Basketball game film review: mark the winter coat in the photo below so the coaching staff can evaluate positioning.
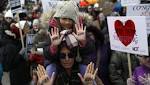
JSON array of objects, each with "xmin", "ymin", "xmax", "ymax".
[
  {"xmin": 29, "ymin": 29, "xmax": 50, "ymax": 65},
  {"xmin": 0, "ymin": 39, "xmax": 31, "ymax": 85},
  {"xmin": 109, "ymin": 51, "xmax": 139, "ymax": 85}
]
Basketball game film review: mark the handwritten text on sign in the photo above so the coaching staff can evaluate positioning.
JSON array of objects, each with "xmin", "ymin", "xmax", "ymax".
[{"xmin": 127, "ymin": 4, "xmax": 150, "ymax": 34}]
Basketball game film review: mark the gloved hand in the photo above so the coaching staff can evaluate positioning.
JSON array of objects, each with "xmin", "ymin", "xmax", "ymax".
[
  {"xmin": 138, "ymin": 74, "xmax": 150, "ymax": 85},
  {"xmin": 127, "ymin": 77, "xmax": 135, "ymax": 85}
]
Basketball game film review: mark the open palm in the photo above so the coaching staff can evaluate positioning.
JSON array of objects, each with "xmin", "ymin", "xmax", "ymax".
[{"xmin": 36, "ymin": 65, "xmax": 55, "ymax": 85}]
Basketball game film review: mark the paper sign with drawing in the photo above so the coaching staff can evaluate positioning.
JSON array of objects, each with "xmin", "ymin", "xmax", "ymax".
[{"xmin": 107, "ymin": 16, "xmax": 149, "ymax": 56}]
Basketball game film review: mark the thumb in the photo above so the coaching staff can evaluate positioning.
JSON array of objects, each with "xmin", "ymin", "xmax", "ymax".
[
  {"xmin": 50, "ymin": 72, "xmax": 55, "ymax": 84},
  {"xmin": 78, "ymin": 73, "xmax": 84, "ymax": 83}
]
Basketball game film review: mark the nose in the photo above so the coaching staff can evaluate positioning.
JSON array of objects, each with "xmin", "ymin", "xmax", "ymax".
[{"xmin": 65, "ymin": 54, "xmax": 69, "ymax": 60}]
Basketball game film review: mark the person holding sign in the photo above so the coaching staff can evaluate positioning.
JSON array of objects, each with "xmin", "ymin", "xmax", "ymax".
[
  {"xmin": 127, "ymin": 53, "xmax": 150, "ymax": 85},
  {"xmin": 109, "ymin": 51, "xmax": 139, "ymax": 85},
  {"xmin": 127, "ymin": 36, "xmax": 150, "ymax": 85},
  {"xmin": 1, "ymin": 20, "xmax": 31, "ymax": 85}
]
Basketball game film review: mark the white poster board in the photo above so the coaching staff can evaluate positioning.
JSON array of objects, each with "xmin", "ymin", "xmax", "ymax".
[
  {"xmin": 127, "ymin": 4, "xmax": 150, "ymax": 34},
  {"xmin": 41, "ymin": 0, "xmax": 67, "ymax": 13},
  {"xmin": 20, "ymin": 0, "xmax": 25, "ymax": 6},
  {"xmin": 107, "ymin": 16, "xmax": 149, "ymax": 56},
  {"xmin": 121, "ymin": 0, "xmax": 140, "ymax": 6},
  {"xmin": 9, "ymin": 0, "xmax": 22, "ymax": 13}
]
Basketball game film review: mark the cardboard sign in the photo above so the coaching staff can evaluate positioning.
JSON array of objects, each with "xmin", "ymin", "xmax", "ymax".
[
  {"xmin": 107, "ymin": 16, "xmax": 149, "ymax": 56},
  {"xmin": 41, "ymin": 0, "xmax": 67, "ymax": 13},
  {"xmin": 26, "ymin": 34, "xmax": 35, "ymax": 52},
  {"xmin": 9, "ymin": 0, "xmax": 22, "ymax": 13},
  {"xmin": 121, "ymin": 0, "xmax": 140, "ymax": 6},
  {"xmin": 127, "ymin": 4, "xmax": 150, "ymax": 34}
]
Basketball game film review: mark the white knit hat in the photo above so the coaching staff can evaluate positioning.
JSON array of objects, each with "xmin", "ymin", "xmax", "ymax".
[
  {"xmin": 54, "ymin": 1, "xmax": 79, "ymax": 23},
  {"xmin": 4, "ymin": 9, "xmax": 13, "ymax": 18},
  {"xmin": 94, "ymin": 3, "xmax": 99, "ymax": 8},
  {"xmin": 33, "ymin": 19, "xmax": 40, "ymax": 26},
  {"xmin": 15, "ymin": 21, "xmax": 27, "ymax": 29}
]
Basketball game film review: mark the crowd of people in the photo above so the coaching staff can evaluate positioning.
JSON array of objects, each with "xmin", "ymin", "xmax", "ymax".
[{"xmin": 0, "ymin": 0, "xmax": 149, "ymax": 85}]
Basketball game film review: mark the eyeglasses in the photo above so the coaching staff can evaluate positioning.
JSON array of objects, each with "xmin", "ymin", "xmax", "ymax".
[
  {"xmin": 5, "ymin": 17, "xmax": 12, "ymax": 19},
  {"xmin": 59, "ymin": 52, "xmax": 75, "ymax": 59}
]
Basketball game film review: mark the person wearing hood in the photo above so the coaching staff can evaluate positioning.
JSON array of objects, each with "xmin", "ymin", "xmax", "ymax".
[{"xmin": 44, "ymin": 0, "xmax": 97, "ymax": 79}]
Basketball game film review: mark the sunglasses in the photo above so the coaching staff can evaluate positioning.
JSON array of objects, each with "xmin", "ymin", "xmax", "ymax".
[{"xmin": 59, "ymin": 52, "xmax": 75, "ymax": 59}]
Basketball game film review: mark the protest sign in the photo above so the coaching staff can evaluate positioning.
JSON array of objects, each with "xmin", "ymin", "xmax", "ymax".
[
  {"xmin": 9, "ymin": 0, "xmax": 22, "ymax": 13},
  {"xmin": 127, "ymin": 4, "xmax": 150, "ymax": 34},
  {"xmin": 121, "ymin": 0, "xmax": 140, "ymax": 6},
  {"xmin": 41, "ymin": 0, "xmax": 67, "ymax": 13},
  {"xmin": 107, "ymin": 16, "xmax": 149, "ymax": 56}
]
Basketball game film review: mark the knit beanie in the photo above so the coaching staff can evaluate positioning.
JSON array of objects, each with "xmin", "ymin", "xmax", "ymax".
[
  {"xmin": 54, "ymin": 1, "xmax": 79, "ymax": 23},
  {"xmin": 4, "ymin": 10, "xmax": 13, "ymax": 18},
  {"xmin": 33, "ymin": 19, "xmax": 40, "ymax": 26}
]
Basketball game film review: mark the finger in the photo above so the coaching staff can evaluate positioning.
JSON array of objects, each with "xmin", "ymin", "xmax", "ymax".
[
  {"xmin": 85, "ymin": 63, "xmax": 90, "ymax": 75},
  {"xmin": 51, "ymin": 28, "xmax": 54, "ymax": 35},
  {"xmin": 138, "ymin": 76, "xmax": 146, "ymax": 82},
  {"xmin": 93, "ymin": 68, "xmax": 98, "ymax": 79},
  {"xmin": 72, "ymin": 32, "xmax": 78, "ymax": 40},
  {"xmin": 39, "ymin": 65, "xmax": 44, "ymax": 76},
  {"xmin": 37, "ymin": 65, "xmax": 43, "ymax": 77},
  {"xmin": 77, "ymin": 73, "xmax": 84, "ymax": 83},
  {"xmin": 36, "ymin": 66, "xmax": 41, "ymax": 78},
  {"xmin": 91, "ymin": 63, "xmax": 94, "ymax": 74},
  {"xmin": 84, "ymin": 26, "xmax": 86, "ymax": 33},
  {"xmin": 50, "ymin": 72, "xmax": 55, "ymax": 84},
  {"xmin": 36, "ymin": 70, "xmax": 41, "ymax": 79},
  {"xmin": 56, "ymin": 28, "xmax": 59, "ymax": 35},
  {"xmin": 48, "ymin": 32, "xmax": 53, "ymax": 42},
  {"xmin": 88, "ymin": 62, "xmax": 92, "ymax": 73},
  {"xmin": 39, "ymin": 65, "xmax": 47, "ymax": 75},
  {"xmin": 54, "ymin": 27, "xmax": 57, "ymax": 35},
  {"xmin": 75, "ymin": 24, "xmax": 79, "ymax": 32},
  {"xmin": 81, "ymin": 23, "xmax": 83, "ymax": 31}
]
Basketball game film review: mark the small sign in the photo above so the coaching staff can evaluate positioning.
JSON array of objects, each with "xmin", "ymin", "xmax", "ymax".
[
  {"xmin": 127, "ymin": 4, "xmax": 150, "ymax": 34},
  {"xmin": 121, "ymin": 0, "xmax": 141, "ymax": 6},
  {"xmin": 107, "ymin": 16, "xmax": 149, "ymax": 55},
  {"xmin": 9, "ymin": 0, "xmax": 22, "ymax": 13}
]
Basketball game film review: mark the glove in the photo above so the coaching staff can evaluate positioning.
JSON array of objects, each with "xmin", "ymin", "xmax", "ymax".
[
  {"xmin": 138, "ymin": 74, "xmax": 150, "ymax": 85},
  {"xmin": 127, "ymin": 77, "xmax": 135, "ymax": 85}
]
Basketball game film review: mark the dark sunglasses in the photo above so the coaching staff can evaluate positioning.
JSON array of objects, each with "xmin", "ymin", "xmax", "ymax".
[{"xmin": 59, "ymin": 52, "xmax": 75, "ymax": 59}]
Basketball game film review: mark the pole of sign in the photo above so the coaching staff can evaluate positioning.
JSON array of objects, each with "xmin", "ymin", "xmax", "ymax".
[
  {"xmin": 16, "ymin": 13, "xmax": 25, "ymax": 49},
  {"xmin": 127, "ymin": 53, "xmax": 132, "ymax": 78}
]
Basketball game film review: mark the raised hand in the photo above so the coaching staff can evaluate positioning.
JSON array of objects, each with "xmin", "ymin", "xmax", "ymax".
[
  {"xmin": 127, "ymin": 77, "xmax": 135, "ymax": 85},
  {"xmin": 73, "ymin": 19, "xmax": 86, "ymax": 45},
  {"xmin": 36, "ymin": 64, "xmax": 55, "ymax": 85},
  {"xmin": 49, "ymin": 27, "xmax": 64, "ymax": 46},
  {"xmin": 138, "ymin": 73, "xmax": 150, "ymax": 85},
  {"xmin": 78, "ymin": 62, "xmax": 98, "ymax": 85}
]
